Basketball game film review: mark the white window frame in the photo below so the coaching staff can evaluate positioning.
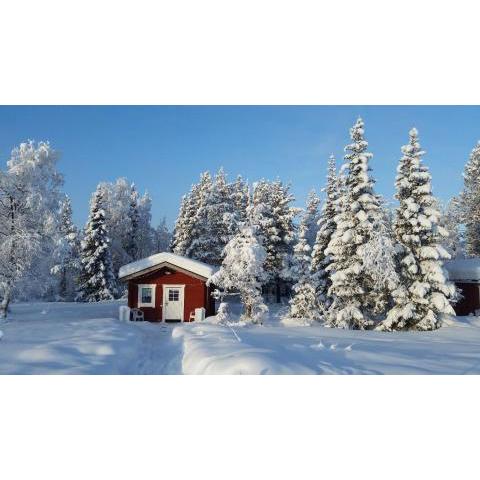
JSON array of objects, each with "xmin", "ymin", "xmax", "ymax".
[{"xmin": 138, "ymin": 284, "xmax": 156, "ymax": 308}]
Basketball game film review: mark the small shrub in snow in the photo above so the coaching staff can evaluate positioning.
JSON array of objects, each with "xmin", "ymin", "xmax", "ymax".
[{"xmin": 208, "ymin": 226, "xmax": 268, "ymax": 324}]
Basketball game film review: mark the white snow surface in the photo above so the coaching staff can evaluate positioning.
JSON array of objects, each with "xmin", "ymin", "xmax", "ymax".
[
  {"xmin": 445, "ymin": 258, "xmax": 480, "ymax": 282},
  {"xmin": 118, "ymin": 251, "xmax": 217, "ymax": 280},
  {"xmin": 2, "ymin": 300, "xmax": 480, "ymax": 374}
]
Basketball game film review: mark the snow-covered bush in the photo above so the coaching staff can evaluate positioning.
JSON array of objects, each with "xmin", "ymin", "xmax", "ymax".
[{"xmin": 208, "ymin": 226, "xmax": 268, "ymax": 324}]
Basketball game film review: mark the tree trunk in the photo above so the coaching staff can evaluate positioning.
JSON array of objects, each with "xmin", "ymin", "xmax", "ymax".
[
  {"xmin": 275, "ymin": 277, "xmax": 281, "ymax": 303},
  {"xmin": 0, "ymin": 285, "xmax": 11, "ymax": 319}
]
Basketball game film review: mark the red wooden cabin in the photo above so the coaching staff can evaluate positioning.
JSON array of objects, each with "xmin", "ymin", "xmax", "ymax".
[{"xmin": 119, "ymin": 252, "xmax": 217, "ymax": 322}]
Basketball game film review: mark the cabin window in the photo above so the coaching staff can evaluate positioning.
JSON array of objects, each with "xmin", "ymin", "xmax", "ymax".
[
  {"xmin": 138, "ymin": 284, "xmax": 156, "ymax": 307},
  {"xmin": 168, "ymin": 289, "xmax": 180, "ymax": 301}
]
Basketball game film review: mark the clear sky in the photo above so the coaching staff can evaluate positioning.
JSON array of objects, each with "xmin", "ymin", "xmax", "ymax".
[{"xmin": 0, "ymin": 106, "xmax": 478, "ymax": 228}]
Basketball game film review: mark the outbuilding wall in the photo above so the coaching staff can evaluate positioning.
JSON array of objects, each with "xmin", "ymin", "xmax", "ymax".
[
  {"xmin": 453, "ymin": 282, "xmax": 480, "ymax": 316},
  {"xmin": 127, "ymin": 266, "xmax": 215, "ymax": 321}
]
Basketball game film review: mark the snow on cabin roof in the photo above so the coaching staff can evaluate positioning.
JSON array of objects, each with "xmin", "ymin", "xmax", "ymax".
[
  {"xmin": 445, "ymin": 258, "xmax": 480, "ymax": 282},
  {"xmin": 118, "ymin": 252, "xmax": 217, "ymax": 280}
]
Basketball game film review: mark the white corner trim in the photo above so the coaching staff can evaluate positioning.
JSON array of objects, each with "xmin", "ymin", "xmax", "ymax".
[{"xmin": 138, "ymin": 284, "xmax": 156, "ymax": 308}]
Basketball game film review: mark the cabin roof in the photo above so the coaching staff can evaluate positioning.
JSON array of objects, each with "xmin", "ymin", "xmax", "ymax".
[
  {"xmin": 445, "ymin": 258, "xmax": 480, "ymax": 283},
  {"xmin": 118, "ymin": 252, "xmax": 217, "ymax": 281}
]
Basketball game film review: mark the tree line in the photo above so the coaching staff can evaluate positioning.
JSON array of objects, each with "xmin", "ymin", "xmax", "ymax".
[
  {"xmin": 0, "ymin": 142, "xmax": 171, "ymax": 318},
  {"xmin": 173, "ymin": 118, "xmax": 477, "ymax": 331}
]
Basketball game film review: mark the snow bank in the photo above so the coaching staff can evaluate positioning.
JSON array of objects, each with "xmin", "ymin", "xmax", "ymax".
[
  {"xmin": 445, "ymin": 258, "xmax": 480, "ymax": 281},
  {"xmin": 118, "ymin": 251, "xmax": 217, "ymax": 280},
  {"xmin": 3, "ymin": 301, "xmax": 480, "ymax": 375},
  {"xmin": 172, "ymin": 325, "xmax": 316, "ymax": 374}
]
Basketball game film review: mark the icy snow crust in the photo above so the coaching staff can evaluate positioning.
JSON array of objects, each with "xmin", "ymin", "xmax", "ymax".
[
  {"xmin": 444, "ymin": 258, "xmax": 480, "ymax": 282},
  {"xmin": 1, "ymin": 301, "xmax": 480, "ymax": 374},
  {"xmin": 118, "ymin": 251, "xmax": 217, "ymax": 280}
]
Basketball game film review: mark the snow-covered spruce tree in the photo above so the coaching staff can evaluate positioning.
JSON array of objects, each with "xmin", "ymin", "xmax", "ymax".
[
  {"xmin": 188, "ymin": 168, "xmax": 237, "ymax": 265},
  {"xmin": 231, "ymin": 174, "xmax": 250, "ymax": 225},
  {"xmin": 311, "ymin": 155, "xmax": 339, "ymax": 313},
  {"xmin": 186, "ymin": 171, "xmax": 214, "ymax": 261},
  {"xmin": 51, "ymin": 196, "xmax": 80, "ymax": 301},
  {"xmin": 248, "ymin": 180, "xmax": 299, "ymax": 302},
  {"xmin": 284, "ymin": 207, "xmax": 319, "ymax": 324},
  {"xmin": 171, "ymin": 177, "xmax": 204, "ymax": 255},
  {"xmin": 135, "ymin": 190, "xmax": 155, "ymax": 259},
  {"xmin": 124, "ymin": 183, "xmax": 140, "ymax": 261},
  {"xmin": 361, "ymin": 204, "xmax": 400, "ymax": 316},
  {"xmin": 77, "ymin": 186, "xmax": 117, "ymax": 302},
  {"xmin": 460, "ymin": 141, "xmax": 480, "ymax": 257},
  {"xmin": 153, "ymin": 217, "xmax": 172, "ymax": 253},
  {"xmin": 378, "ymin": 128, "xmax": 455, "ymax": 331},
  {"xmin": 441, "ymin": 197, "xmax": 464, "ymax": 259},
  {"xmin": 100, "ymin": 178, "xmax": 154, "ymax": 280},
  {"xmin": 325, "ymin": 118, "xmax": 385, "ymax": 329},
  {"xmin": 303, "ymin": 190, "xmax": 321, "ymax": 247},
  {"xmin": 208, "ymin": 225, "xmax": 268, "ymax": 324}
]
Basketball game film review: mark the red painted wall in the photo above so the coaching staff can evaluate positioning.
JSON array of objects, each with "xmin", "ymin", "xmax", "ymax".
[
  {"xmin": 454, "ymin": 282, "xmax": 480, "ymax": 316},
  {"xmin": 127, "ymin": 266, "xmax": 215, "ymax": 321}
]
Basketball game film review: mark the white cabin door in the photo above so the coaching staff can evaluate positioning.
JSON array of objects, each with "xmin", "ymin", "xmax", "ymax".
[{"xmin": 163, "ymin": 286, "xmax": 184, "ymax": 321}]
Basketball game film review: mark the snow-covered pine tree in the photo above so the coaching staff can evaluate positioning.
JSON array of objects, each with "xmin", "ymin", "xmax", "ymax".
[
  {"xmin": 231, "ymin": 174, "xmax": 250, "ymax": 225},
  {"xmin": 285, "ymin": 206, "xmax": 319, "ymax": 324},
  {"xmin": 124, "ymin": 183, "xmax": 140, "ymax": 261},
  {"xmin": 51, "ymin": 196, "xmax": 80, "ymax": 301},
  {"xmin": 171, "ymin": 193, "xmax": 189, "ymax": 254},
  {"xmin": 378, "ymin": 128, "xmax": 455, "ymax": 331},
  {"xmin": 153, "ymin": 217, "xmax": 172, "ymax": 253},
  {"xmin": 303, "ymin": 190, "xmax": 321, "ymax": 248},
  {"xmin": 100, "ymin": 178, "xmax": 155, "ymax": 281},
  {"xmin": 441, "ymin": 197, "xmax": 463, "ymax": 259},
  {"xmin": 325, "ymin": 118, "xmax": 384, "ymax": 329},
  {"xmin": 171, "ymin": 179, "xmax": 203, "ymax": 255},
  {"xmin": 460, "ymin": 141, "xmax": 480, "ymax": 257},
  {"xmin": 311, "ymin": 155, "xmax": 339, "ymax": 313},
  {"xmin": 248, "ymin": 180, "xmax": 299, "ymax": 302},
  {"xmin": 208, "ymin": 225, "xmax": 268, "ymax": 324},
  {"xmin": 186, "ymin": 171, "xmax": 214, "ymax": 261},
  {"xmin": 189, "ymin": 168, "xmax": 237, "ymax": 265},
  {"xmin": 135, "ymin": 190, "xmax": 154, "ymax": 258},
  {"xmin": 77, "ymin": 185, "xmax": 117, "ymax": 302},
  {"xmin": 361, "ymin": 204, "xmax": 400, "ymax": 316}
]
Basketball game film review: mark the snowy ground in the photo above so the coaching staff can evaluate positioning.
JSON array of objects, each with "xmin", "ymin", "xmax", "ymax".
[{"xmin": 1, "ymin": 301, "xmax": 480, "ymax": 374}]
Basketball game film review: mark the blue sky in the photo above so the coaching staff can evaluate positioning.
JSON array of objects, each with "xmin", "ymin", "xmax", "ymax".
[{"xmin": 0, "ymin": 106, "xmax": 478, "ymax": 227}]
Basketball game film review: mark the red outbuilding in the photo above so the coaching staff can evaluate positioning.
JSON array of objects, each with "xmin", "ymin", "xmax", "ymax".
[
  {"xmin": 445, "ymin": 258, "xmax": 480, "ymax": 316},
  {"xmin": 119, "ymin": 252, "xmax": 217, "ymax": 322}
]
